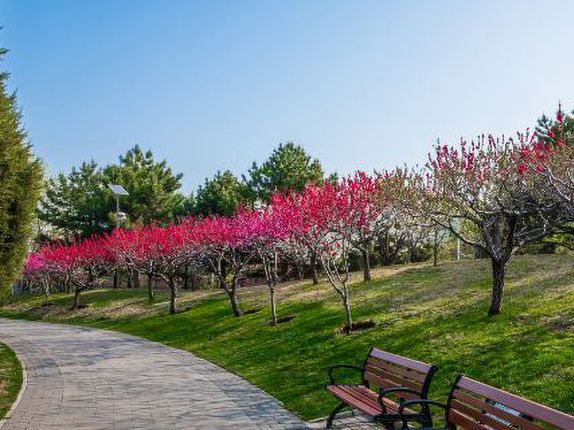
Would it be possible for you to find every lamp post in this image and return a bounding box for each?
[108,184,129,227]
[108,184,129,289]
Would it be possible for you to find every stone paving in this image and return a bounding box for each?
[308,413,382,430]
[0,319,310,430]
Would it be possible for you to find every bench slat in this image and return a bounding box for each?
[327,385,416,416]
[451,399,518,430]
[364,372,423,397]
[366,358,427,383]
[452,390,547,430]
[449,409,491,430]
[457,377,574,430]
[364,366,424,392]
[327,386,381,416]
[370,348,433,374]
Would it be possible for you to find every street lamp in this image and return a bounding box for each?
[108,184,129,226]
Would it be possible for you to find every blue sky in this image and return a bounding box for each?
[2,1,574,193]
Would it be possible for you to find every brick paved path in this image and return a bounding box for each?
[0,319,309,430]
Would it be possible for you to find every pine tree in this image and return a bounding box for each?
[244,142,324,201]
[195,170,249,217]
[39,160,111,239]
[39,146,185,238]
[0,47,43,298]
[103,145,185,225]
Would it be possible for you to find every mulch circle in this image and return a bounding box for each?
[339,320,377,334]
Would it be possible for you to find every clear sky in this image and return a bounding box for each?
[2,1,574,193]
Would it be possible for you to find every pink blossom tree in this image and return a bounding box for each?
[407,134,567,315]
[193,214,257,317]
[271,185,358,332]
[328,172,383,281]
[145,224,188,314]
[40,235,115,310]
[110,226,164,303]
[245,206,294,325]
[22,251,52,301]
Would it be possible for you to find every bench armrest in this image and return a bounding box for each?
[328,365,363,385]
[378,387,424,409]
[397,400,449,430]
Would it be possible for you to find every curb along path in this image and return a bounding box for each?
[0,319,309,430]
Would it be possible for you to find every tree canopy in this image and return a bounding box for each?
[39,145,185,239]
[103,145,185,225]
[194,170,249,217]
[244,142,324,201]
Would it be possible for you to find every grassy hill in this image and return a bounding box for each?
[2,254,574,420]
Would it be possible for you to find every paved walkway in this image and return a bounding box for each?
[0,319,309,430]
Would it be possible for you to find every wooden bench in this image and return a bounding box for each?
[326,347,439,428]
[398,375,574,430]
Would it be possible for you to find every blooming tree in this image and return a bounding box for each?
[147,224,188,314]
[272,185,357,332]
[110,227,158,302]
[193,213,257,317]
[331,172,383,281]
[407,134,567,315]
[39,236,114,310]
[246,205,294,325]
[22,251,52,301]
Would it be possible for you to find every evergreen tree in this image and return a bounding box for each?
[195,170,248,217]
[0,47,43,297]
[244,142,323,201]
[40,146,185,238]
[103,145,184,224]
[39,161,111,239]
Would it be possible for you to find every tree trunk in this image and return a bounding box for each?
[488,258,505,316]
[70,286,81,310]
[433,229,438,267]
[227,285,243,317]
[113,269,119,289]
[133,271,140,289]
[362,248,371,281]
[378,234,393,266]
[147,273,154,302]
[297,259,303,281]
[343,295,353,334]
[311,255,319,285]
[168,277,178,315]
[269,286,277,326]
[183,264,189,290]
[127,269,133,288]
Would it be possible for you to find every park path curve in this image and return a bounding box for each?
[0,319,309,430]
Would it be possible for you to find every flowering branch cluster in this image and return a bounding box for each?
[24,116,574,319]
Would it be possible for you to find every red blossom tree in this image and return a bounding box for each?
[145,224,188,314]
[330,172,383,281]
[193,213,257,317]
[39,236,115,310]
[110,227,158,302]
[22,251,52,301]
[272,184,358,332]
[245,205,294,325]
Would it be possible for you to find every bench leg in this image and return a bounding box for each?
[420,405,433,428]
[326,402,348,428]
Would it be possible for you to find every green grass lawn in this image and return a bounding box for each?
[2,255,574,420]
[0,342,22,419]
